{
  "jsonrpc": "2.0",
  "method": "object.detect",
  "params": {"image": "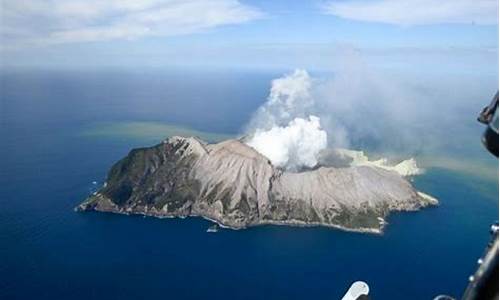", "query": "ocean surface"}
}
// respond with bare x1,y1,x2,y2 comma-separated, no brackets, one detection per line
1,69,498,300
